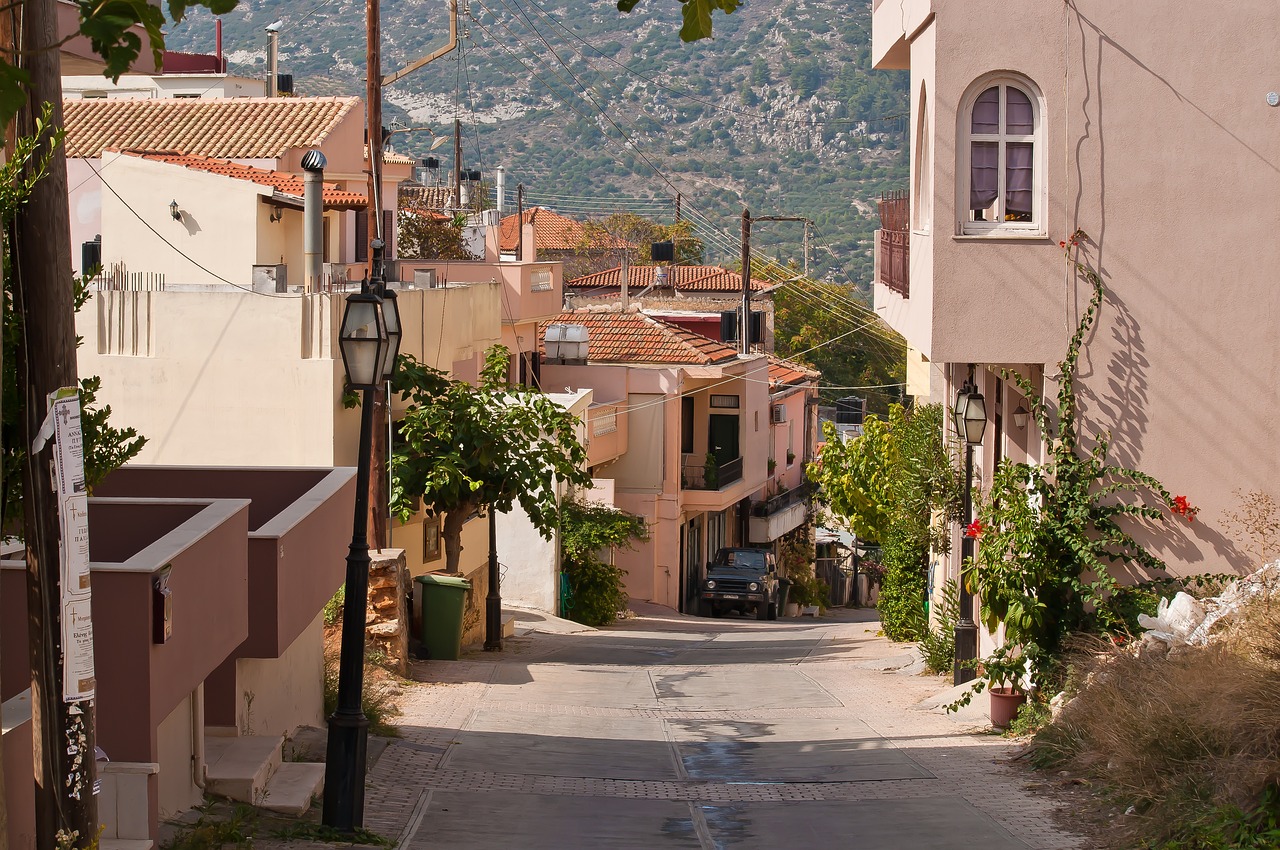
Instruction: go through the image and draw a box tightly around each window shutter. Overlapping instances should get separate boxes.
[355,211,368,262]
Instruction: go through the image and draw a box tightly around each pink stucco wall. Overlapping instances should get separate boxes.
[873,0,1280,577]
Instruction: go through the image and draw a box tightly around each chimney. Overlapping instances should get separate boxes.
[301,150,327,292]
[216,20,224,73]
[620,251,629,309]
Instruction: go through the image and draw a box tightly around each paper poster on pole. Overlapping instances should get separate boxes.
[62,595,95,701]
[50,388,91,595]
[45,387,95,702]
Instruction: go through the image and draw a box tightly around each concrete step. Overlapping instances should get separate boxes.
[260,762,326,816]
[501,613,517,639]
[204,734,283,804]
[100,840,154,850]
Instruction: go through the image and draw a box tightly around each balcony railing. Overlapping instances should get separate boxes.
[751,482,811,517]
[681,454,744,491]
[878,190,909,298]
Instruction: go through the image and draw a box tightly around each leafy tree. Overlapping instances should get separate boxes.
[577,212,704,267]
[616,0,740,43]
[772,277,905,411]
[560,498,648,626]
[1,109,147,531]
[811,404,960,640]
[397,210,476,261]
[389,346,593,574]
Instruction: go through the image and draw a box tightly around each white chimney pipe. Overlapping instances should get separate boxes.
[301,150,327,292]
[496,166,505,219]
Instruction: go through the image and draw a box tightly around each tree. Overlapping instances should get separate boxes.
[615,0,740,43]
[389,346,593,574]
[560,498,647,627]
[810,404,960,640]
[397,209,476,261]
[577,212,704,267]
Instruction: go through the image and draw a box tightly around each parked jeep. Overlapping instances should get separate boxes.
[699,547,779,620]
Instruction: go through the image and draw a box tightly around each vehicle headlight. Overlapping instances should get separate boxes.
[706,580,716,589]
[749,582,759,591]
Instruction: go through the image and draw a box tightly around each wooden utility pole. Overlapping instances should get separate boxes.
[740,209,751,355]
[365,0,389,549]
[12,0,98,844]
[452,118,462,212]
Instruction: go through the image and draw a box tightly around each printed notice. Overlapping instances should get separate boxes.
[62,596,95,702]
[50,389,91,595]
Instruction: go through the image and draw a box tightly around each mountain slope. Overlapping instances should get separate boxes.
[166,0,908,290]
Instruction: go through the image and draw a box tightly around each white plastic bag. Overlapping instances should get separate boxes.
[1137,592,1206,646]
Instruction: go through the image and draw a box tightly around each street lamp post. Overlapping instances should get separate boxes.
[953,374,987,686]
[324,270,394,830]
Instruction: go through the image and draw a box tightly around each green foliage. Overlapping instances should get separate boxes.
[577,213,704,266]
[918,579,958,674]
[1003,699,1052,739]
[560,498,647,627]
[397,209,476,260]
[322,647,400,738]
[322,586,345,626]
[773,279,905,411]
[812,403,961,640]
[615,0,741,42]
[390,346,592,573]
[269,822,391,847]
[959,242,1191,703]
[161,804,256,850]
[1,108,146,529]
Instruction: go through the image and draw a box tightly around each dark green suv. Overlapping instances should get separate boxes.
[699,547,779,620]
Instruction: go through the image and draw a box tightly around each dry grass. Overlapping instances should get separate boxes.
[1032,598,1280,848]
[322,625,403,738]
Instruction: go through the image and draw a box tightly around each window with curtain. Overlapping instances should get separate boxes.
[961,76,1041,234]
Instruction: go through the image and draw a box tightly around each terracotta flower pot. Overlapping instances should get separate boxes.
[989,686,1026,728]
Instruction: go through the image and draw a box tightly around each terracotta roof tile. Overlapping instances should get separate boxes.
[64,96,361,159]
[538,311,741,366]
[767,355,820,388]
[118,150,367,208]
[400,185,454,211]
[499,207,633,253]
[568,264,768,294]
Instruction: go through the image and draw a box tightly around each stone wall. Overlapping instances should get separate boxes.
[367,549,410,675]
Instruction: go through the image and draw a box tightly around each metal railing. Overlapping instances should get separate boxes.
[681,454,744,490]
[750,482,810,517]
[878,190,909,298]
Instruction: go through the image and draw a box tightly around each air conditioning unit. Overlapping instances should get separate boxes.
[771,404,787,424]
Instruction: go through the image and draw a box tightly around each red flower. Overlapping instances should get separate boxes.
[1059,240,1067,248]
[964,520,983,539]
[1171,495,1199,523]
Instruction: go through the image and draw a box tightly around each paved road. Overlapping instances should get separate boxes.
[358,605,1082,850]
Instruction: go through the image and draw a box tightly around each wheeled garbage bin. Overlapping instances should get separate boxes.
[777,577,792,615]
[414,574,471,660]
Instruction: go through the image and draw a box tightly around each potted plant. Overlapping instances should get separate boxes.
[767,457,777,475]
[703,452,719,489]
[786,450,796,466]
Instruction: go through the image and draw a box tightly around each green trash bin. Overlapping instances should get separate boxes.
[414,574,471,660]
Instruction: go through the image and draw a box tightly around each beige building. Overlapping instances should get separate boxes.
[870,0,1280,641]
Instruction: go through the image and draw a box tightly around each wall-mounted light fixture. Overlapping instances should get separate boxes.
[269,207,284,223]
[1012,404,1029,429]
[170,200,181,221]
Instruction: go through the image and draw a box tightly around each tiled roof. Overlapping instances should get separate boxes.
[767,355,820,388]
[64,96,361,159]
[117,151,367,208]
[400,185,454,211]
[568,264,768,294]
[368,145,414,165]
[499,207,632,253]
[539,311,741,366]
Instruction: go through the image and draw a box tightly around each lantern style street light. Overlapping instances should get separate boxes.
[953,373,987,686]
[324,265,395,829]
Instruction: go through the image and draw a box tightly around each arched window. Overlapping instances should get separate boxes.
[959,74,1043,235]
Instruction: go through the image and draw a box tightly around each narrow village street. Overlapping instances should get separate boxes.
[351,605,1085,850]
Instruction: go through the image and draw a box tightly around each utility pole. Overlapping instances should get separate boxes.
[740,209,751,355]
[739,212,812,354]
[452,118,462,212]
[673,192,681,264]
[365,0,389,550]
[516,183,524,258]
[12,0,99,844]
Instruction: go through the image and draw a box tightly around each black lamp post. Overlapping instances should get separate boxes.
[953,375,987,686]
[323,273,392,830]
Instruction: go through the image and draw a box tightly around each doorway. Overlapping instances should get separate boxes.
[708,414,740,465]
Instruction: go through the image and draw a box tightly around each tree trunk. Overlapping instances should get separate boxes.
[441,502,474,575]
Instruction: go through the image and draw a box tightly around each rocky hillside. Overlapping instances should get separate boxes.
[166,0,908,289]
